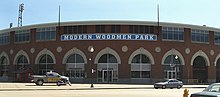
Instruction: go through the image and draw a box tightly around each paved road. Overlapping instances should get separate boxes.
[0,83,207,97]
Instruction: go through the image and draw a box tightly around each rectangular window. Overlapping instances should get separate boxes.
[15,30,30,43]
[111,25,120,33]
[96,25,105,33]
[131,71,140,78]
[162,27,184,41]
[129,25,154,34]
[64,26,87,34]
[36,27,56,41]
[191,29,209,43]
[214,32,220,45]
[145,26,154,34]
[129,25,134,33]
[0,32,10,45]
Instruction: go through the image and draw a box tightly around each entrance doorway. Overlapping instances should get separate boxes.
[102,70,113,82]
[165,70,177,79]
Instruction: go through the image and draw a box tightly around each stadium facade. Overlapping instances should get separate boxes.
[0,20,220,84]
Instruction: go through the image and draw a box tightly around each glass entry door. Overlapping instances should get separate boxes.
[166,70,176,79]
[102,70,113,82]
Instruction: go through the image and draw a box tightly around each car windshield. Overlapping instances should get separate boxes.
[203,84,220,92]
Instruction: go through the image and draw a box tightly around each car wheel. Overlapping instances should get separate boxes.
[162,85,166,89]
[154,86,158,89]
[177,85,181,89]
[57,82,61,86]
[37,80,43,86]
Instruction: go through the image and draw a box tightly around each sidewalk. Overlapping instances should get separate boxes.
[0,83,208,91]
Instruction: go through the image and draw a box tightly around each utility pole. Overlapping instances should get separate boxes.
[18,3,24,27]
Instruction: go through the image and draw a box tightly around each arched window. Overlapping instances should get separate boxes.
[67,54,84,63]
[38,54,54,75]
[98,54,117,63]
[66,54,85,78]
[39,54,53,64]
[0,56,8,77]
[132,54,151,63]
[17,55,28,65]
[164,55,181,65]
[1,56,7,65]
[15,55,28,71]
[131,54,151,78]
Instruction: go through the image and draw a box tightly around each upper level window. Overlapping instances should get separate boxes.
[0,32,10,45]
[15,30,30,43]
[191,29,209,43]
[214,32,220,45]
[64,25,87,34]
[111,25,120,33]
[129,25,154,34]
[96,25,105,33]
[36,27,56,41]
[162,27,184,41]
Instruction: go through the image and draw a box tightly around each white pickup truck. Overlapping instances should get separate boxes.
[31,71,71,86]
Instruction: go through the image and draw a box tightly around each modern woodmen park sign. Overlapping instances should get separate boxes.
[61,34,157,41]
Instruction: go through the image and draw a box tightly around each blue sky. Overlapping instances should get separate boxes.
[0,0,220,30]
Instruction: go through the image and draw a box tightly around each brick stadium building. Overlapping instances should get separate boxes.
[0,20,220,84]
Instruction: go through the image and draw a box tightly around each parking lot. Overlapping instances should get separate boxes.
[0,83,207,97]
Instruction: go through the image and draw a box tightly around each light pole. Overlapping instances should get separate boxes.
[175,55,179,79]
[88,46,94,88]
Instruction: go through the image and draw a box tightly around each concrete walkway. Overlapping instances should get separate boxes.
[0,83,208,91]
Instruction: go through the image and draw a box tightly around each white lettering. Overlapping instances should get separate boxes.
[61,34,157,41]
[96,35,102,39]
[64,35,69,40]
[102,35,106,39]
[123,35,126,39]
[127,35,132,39]
[112,35,116,39]
[83,35,87,39]
[140,35,144,40]
[135,35,139,39]
[150,35,154,40]
[74,35,78,40]
[107,34,111,39]
[88,35,92,39]
[78,35,83,40]
[70,35,74,40]
[116,35,121,39]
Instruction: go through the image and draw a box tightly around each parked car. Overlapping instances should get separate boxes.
[31,71,71,86]
[190,83,220,97]
[154,79,183,89]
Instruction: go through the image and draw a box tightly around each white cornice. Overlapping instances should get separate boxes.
[1,20,220,33]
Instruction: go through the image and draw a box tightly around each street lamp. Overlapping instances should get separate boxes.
[175,55,179,79]
[88,46,94,88]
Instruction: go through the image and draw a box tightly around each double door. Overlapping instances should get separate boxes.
[102,70,113,82]
[166,70,177,79]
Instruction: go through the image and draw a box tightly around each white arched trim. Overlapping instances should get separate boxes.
[62,47,87,64]
[214,53,220,66]
[128,47,155,64]
[13,50,30,64]
[190,50,210,66]
[94,47,121,64]
[161,49,185,65]
[0,51,10,65]
[35,48,56,64]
